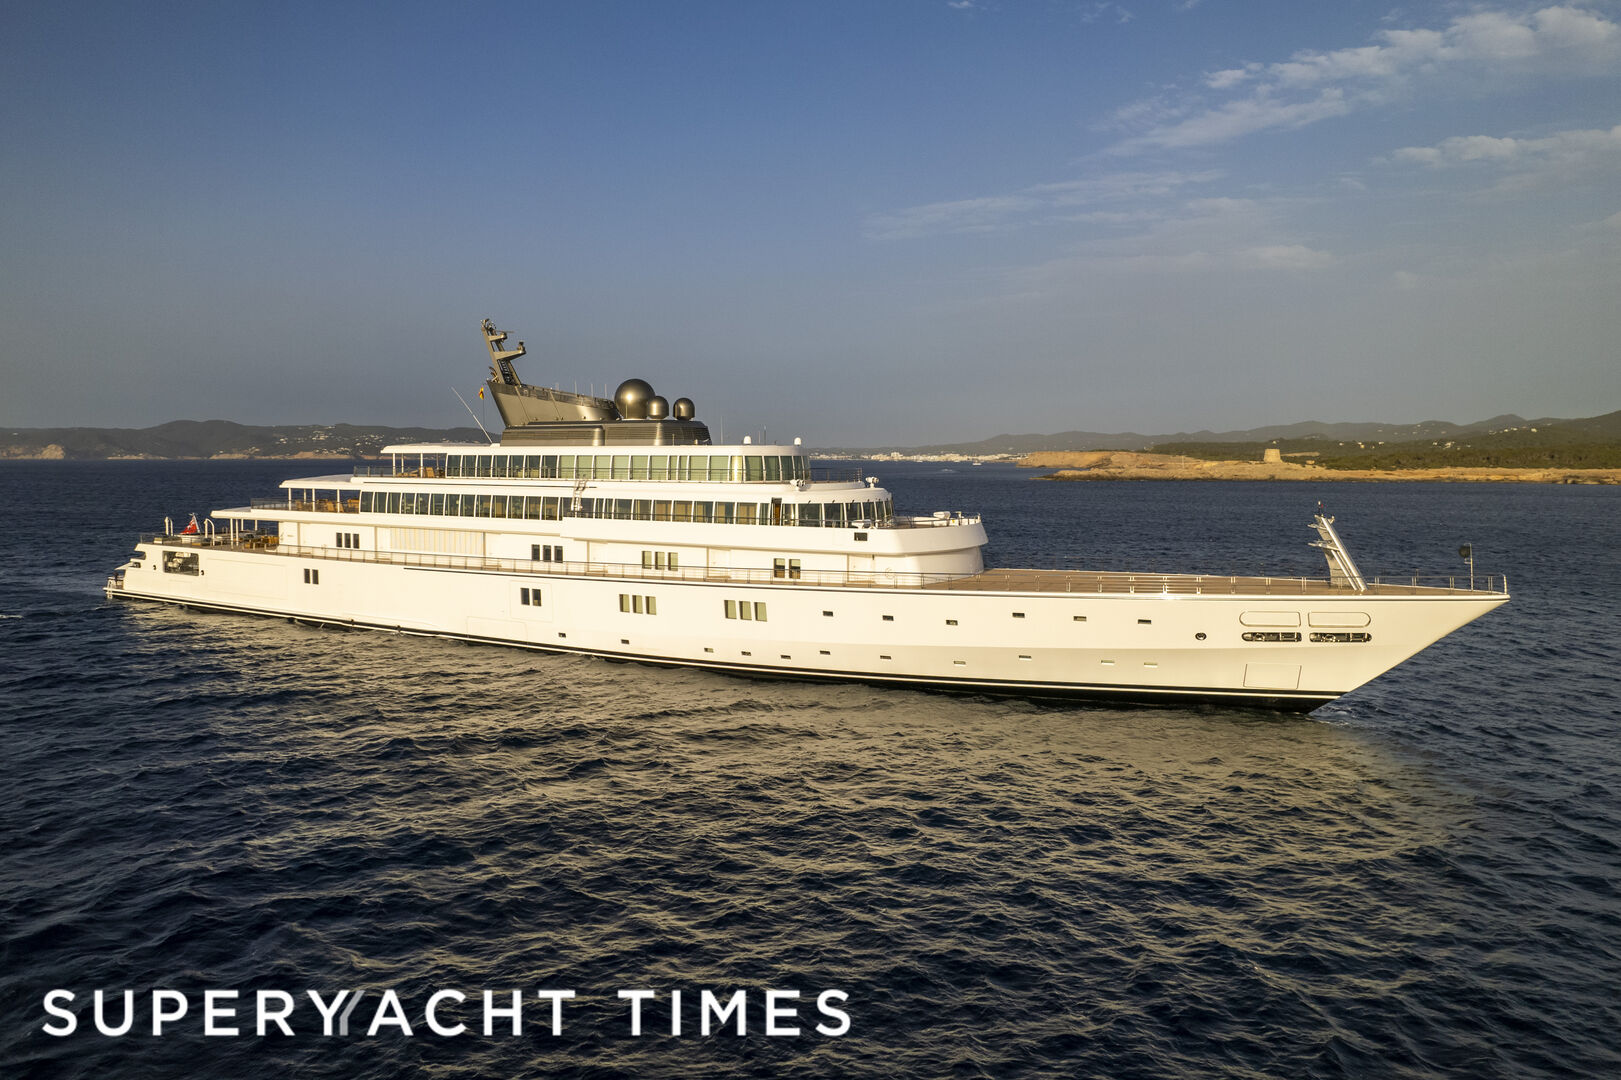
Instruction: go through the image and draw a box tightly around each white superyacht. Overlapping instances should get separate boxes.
[106,318,1509,710]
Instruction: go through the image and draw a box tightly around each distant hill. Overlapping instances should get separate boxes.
[1152,410,1621,470]
[0,421,489,460]
[836,410,1621,457]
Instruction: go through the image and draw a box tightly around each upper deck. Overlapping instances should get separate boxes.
[362,445,847,485]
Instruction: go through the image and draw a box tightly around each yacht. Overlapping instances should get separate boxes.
[106,318,1509,710]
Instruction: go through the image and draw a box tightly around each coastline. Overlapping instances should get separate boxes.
[1021,451,1621,485]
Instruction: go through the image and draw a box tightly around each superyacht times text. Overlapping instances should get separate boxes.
[40,987,851,1039]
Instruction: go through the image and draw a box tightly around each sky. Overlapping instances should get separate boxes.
[2,1,1618,446]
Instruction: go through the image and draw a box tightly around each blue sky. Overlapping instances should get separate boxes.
[3,1,1617,445]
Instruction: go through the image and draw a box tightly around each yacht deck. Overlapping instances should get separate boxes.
[128,534,1506,598]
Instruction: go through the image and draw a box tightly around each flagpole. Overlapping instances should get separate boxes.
[453,387,495,444]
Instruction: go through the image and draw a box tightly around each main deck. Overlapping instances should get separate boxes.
[121,533,1506,599]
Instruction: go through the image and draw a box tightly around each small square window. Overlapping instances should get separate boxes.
[1138,619,1152,625]
[823,610,834,617]
[946,619,958,626]
[882,614,894,622]
[1012,612,1025,619]
[1073,615,1087,622]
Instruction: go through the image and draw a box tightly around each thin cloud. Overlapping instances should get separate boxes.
[1111,5,1621,153]
[1390,123,1621,168]
[1003,195,1334,294]
[864,170,1222,240]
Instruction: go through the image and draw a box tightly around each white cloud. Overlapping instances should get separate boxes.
[1117,89,1353,151]
[1088,3,1133,24]
[1390,123,1621,168]
[1603,209,1621,228]
[1112,5,1621,152]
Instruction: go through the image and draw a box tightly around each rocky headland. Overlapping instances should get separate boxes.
[1021,451,1621,484]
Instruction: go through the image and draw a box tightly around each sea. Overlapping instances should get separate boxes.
[1,460,1617,1079]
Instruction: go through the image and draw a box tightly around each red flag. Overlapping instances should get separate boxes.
[181,514,199,535]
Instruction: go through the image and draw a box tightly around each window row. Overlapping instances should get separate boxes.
[443,452,810,483]
[619,594,658,615]
[335,531,360,548]
[519,587,543,606]
[532,544,564,562]
[302,568,320,584]
[724,599,768,622]
[358,490,894,527]
[643,550,680,570]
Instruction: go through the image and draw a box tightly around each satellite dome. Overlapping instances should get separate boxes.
[614,378,655,420]
[646,395,669,419]
[672,397,696,420]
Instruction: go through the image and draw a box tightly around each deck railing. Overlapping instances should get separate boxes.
[234,500,972,529]
[346,465,869,483]
[131,532,1506,596]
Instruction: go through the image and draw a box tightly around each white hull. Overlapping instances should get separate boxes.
[108,542,1506,711]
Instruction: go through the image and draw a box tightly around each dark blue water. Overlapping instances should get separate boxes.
[2,461,1618,1078]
